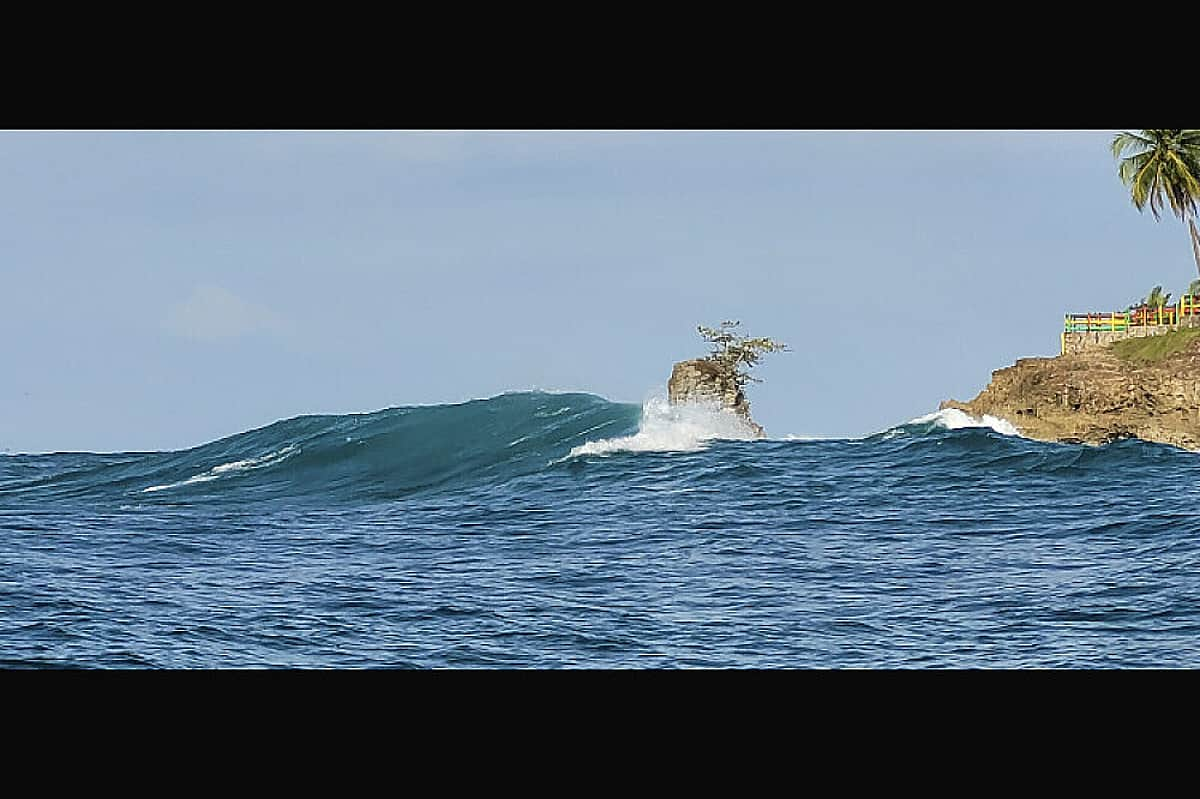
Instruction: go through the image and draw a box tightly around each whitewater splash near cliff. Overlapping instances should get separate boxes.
[780,407,1023,443]
[567,395,761,457]
[910,407,1021,437]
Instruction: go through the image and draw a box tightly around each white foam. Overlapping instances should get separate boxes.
[567,395,761,458]
[142,445,298,493]
[908,408,1021,437]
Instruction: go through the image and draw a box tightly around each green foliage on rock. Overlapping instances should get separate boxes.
[696,320,788,387]
[1111,327,1200,363]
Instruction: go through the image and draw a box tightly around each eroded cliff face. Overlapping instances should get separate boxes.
[940,341,1200,449]
[668,358,766,438]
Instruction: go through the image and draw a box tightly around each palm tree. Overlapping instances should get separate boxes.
[1144,285,1172,307]
[1112,130,1200,278]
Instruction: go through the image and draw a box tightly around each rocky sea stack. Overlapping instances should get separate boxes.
[940,329,1200,449]
[668,357,766,438]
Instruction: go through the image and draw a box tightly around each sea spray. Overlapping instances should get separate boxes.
[567,395,761,457]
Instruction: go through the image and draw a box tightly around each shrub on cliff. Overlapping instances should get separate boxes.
[696,321,788,387]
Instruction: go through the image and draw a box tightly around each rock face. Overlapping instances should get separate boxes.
[940,340,1200,449]
[668,358,766,438]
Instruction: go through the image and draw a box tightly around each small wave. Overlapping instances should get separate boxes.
[142,445,299,493]
[567,396,760,457]
[907,408,1022,437]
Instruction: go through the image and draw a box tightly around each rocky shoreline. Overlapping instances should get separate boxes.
[940,335,1200,449]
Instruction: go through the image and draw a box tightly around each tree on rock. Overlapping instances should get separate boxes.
[696,320,788,387]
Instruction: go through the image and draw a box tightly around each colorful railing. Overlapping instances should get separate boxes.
[1064,313,1128,333]
[1064,295,1200,332]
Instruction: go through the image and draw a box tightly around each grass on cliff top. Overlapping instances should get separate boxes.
[1110,327,1200,363]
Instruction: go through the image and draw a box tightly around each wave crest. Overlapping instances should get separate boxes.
[909,408,1021,437]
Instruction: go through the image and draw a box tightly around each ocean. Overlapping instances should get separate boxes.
[3,390,1199,668]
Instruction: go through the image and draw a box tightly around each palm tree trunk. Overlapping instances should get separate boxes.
[1191,218,1200,279]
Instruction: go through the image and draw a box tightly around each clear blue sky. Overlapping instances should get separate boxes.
[2,130,1193,453]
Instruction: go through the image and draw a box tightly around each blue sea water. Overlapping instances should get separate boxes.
[3,390,1200,668]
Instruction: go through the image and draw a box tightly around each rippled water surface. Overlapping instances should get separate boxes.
[4,392,1199,668]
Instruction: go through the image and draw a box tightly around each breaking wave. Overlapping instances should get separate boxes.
[905,407,1022,437]
[1,392,640,504]
[567,395,760,457]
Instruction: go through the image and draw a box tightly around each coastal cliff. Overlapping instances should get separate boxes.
[668,358,766,438]
[940,330,1200,449]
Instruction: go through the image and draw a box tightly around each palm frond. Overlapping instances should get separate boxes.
[1130,154,1163,216]
[1112,131,1153,159]
[1116,131,1200,222]
[1118,151,1152,187]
